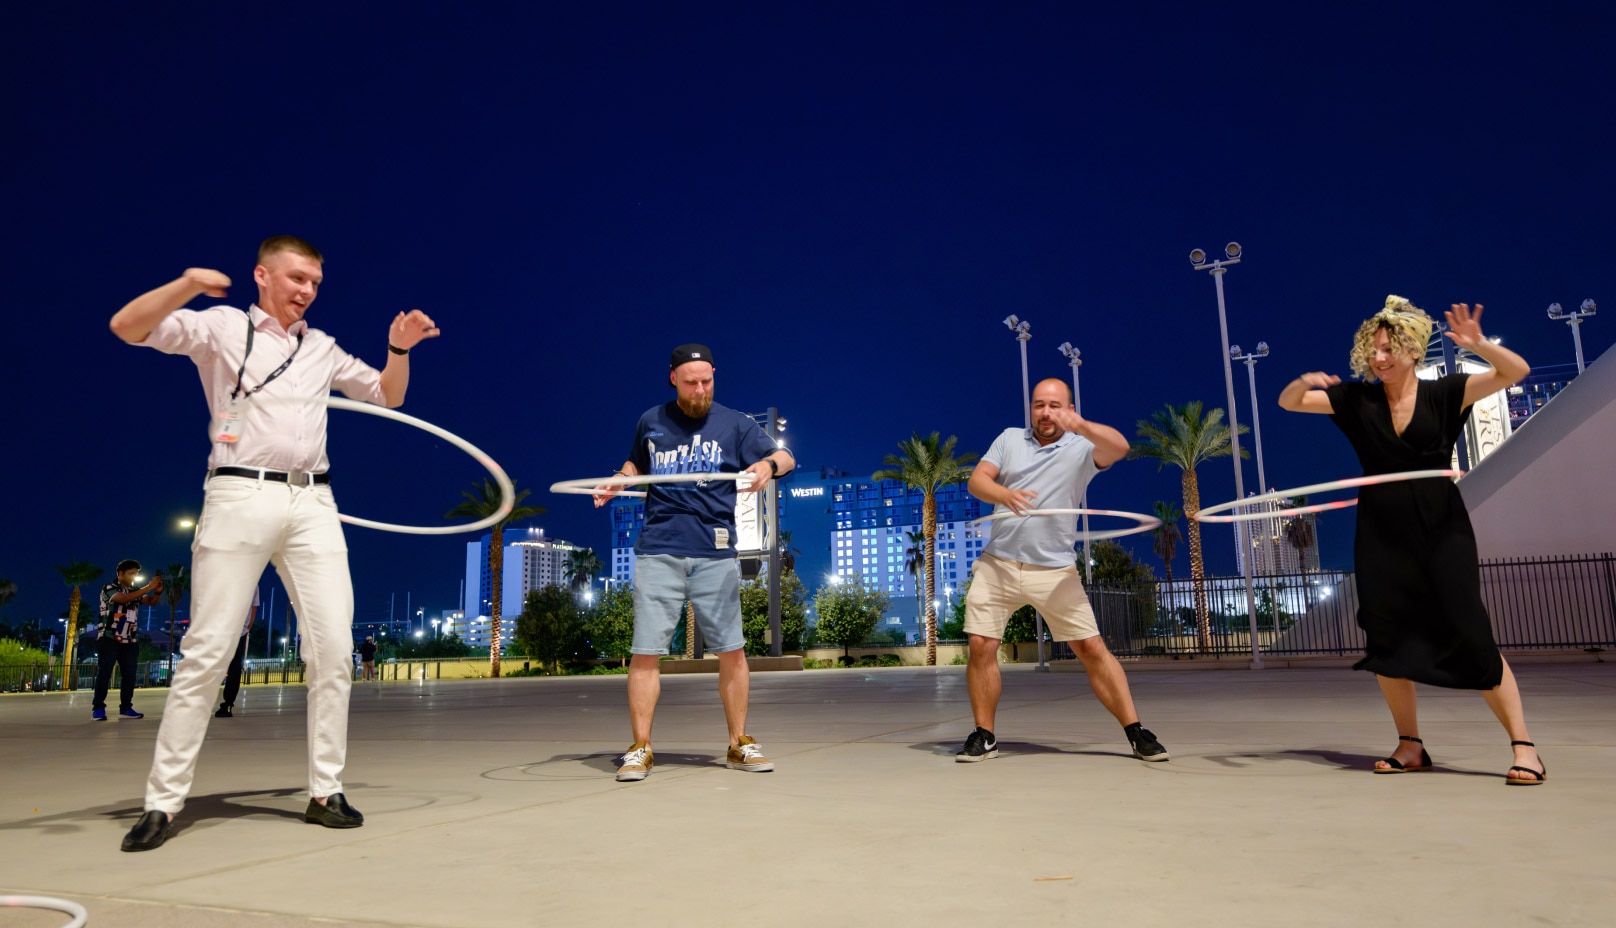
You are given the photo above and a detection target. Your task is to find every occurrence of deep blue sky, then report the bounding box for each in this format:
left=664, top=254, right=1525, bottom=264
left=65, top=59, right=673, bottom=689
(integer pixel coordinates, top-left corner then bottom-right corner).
left=4, top=4, right=1612, bottom=628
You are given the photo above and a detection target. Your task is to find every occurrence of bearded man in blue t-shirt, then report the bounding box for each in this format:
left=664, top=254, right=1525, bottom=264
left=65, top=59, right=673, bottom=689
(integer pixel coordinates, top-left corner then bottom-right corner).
left=595, top=344, right=795, bottom=782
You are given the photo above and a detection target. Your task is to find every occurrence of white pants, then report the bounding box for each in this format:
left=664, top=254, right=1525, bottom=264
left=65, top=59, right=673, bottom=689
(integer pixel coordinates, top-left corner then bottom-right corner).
left=145, top=476, right=354, bottom=814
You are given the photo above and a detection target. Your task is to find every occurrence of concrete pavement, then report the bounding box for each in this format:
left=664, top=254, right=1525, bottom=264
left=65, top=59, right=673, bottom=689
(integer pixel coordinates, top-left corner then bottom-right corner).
left=2, top=660, right=1614, bottom=927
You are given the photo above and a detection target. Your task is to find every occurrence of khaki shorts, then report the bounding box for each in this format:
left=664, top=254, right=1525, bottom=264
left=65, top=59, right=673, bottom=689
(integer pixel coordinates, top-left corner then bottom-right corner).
left=963, top=553, right=1099, bottom=642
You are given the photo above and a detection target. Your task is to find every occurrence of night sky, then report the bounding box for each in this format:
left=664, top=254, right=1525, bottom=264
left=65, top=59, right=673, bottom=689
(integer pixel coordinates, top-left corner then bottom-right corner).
left=4, top=4, right=1612, bottom=629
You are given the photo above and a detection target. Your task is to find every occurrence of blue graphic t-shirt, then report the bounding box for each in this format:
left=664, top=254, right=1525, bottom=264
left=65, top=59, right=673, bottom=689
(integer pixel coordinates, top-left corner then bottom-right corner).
left=629, top=401, right=777, bottom=559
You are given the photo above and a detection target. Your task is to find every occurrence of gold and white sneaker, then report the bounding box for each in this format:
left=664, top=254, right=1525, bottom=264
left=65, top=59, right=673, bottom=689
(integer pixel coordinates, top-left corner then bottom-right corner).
left=725, top=735, right=775, bottom=772
left=617, top=741, right=654, bottom=781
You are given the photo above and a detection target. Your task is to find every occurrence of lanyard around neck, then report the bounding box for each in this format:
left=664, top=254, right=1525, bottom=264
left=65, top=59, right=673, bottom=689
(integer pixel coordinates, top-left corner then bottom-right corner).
left=230, top=311, right=304, bottom=401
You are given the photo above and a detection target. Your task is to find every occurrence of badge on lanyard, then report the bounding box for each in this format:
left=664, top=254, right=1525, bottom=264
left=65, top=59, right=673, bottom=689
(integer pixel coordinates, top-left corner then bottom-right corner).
left=215, top=398, right=244, bottom=443
left=217, top=311, right=302, bottom=444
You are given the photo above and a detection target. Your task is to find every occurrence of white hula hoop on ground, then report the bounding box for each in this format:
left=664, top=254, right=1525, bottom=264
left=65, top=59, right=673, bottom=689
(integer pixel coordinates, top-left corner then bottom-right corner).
left=549, top=472, right=755, bottom=499
left=1, top=895, right=88, bottom=928
left=1193, top=469, right=1463, bottom=523
left=324, top=397, right=514, bottom=535
left=970, top=508, right=1161, bottom=541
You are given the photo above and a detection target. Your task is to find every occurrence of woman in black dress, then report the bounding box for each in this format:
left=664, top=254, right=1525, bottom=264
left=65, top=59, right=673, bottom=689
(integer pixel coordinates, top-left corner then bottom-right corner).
left=1278, top=297, right=1544, bottom=784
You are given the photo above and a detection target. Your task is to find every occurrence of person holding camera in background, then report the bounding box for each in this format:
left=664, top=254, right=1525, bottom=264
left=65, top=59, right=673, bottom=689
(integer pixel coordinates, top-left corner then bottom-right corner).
left=94, top=560, right=162, bottom=721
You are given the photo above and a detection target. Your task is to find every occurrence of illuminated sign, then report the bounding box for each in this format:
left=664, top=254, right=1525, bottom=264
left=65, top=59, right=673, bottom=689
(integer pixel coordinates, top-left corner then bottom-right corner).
left=789, top=487, right=825, bottom=498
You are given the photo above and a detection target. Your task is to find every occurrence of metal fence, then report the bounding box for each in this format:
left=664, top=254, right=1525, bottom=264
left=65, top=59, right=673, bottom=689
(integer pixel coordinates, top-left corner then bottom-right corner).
left=1, top=659, right=324, bottom=694
left=1070, top=552, right=1616, bottom=658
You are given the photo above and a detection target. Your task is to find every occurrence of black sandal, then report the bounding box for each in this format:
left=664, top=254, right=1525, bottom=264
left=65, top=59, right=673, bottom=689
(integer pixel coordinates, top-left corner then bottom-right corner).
left=1505, top=740, right=1546, bottom=785
left=1373, top=735, right=1433, bottom=774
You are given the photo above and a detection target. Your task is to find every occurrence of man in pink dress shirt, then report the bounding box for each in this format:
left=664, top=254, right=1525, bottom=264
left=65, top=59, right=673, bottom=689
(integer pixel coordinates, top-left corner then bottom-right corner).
left=109, top=235, right=439, bottom=851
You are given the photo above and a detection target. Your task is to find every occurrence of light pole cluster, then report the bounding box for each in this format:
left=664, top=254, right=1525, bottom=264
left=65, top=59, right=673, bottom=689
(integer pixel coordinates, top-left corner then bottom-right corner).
left=1547, top=300, right=1597, bottom=373
left=1004, top=315, right=1046, bottom=670
left=1057, top=341, right=1092, bottom=585
left=1189, top=243, right=1262, bottom=669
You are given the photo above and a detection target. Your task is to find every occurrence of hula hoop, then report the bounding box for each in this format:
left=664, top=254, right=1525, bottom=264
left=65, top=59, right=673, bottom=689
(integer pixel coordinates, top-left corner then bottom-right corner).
left=549, top=472, right=756, bottom=499
left=1, top=896, right=88, bottom=928
left=320, top=398, right=514, bottom=534
left=1193, top=469, right=1463, bottom=523
left=970, top=508, right=1161, bottom=541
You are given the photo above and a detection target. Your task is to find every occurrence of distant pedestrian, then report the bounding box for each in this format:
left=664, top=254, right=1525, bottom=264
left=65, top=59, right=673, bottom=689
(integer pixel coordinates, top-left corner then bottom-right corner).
left=93, top=560, right=162, bottom=721
left=215, top=585, right=260, bottom=717
left=358, top=636, right=378, bottom=681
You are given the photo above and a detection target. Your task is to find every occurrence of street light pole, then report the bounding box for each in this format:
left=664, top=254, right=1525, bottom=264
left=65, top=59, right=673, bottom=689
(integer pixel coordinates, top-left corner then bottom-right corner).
left=1058, top=342, right=1092, bottom=585
left=1231, top=343, right=1271, bottom=496
left=1234, top=341, right=1279, bottom=636
left=1547, top=300, right=1597, bottom=374
left=766, top=407, right=783, bottom=657
left=1190, top=243, right=1263, bottom=669
left=1006, top=315, right=1048, bottom=670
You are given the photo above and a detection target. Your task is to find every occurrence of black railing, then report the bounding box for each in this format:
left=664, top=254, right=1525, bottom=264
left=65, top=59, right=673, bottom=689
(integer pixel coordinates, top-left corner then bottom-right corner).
left=1073, top=553, right=1616, bottom=657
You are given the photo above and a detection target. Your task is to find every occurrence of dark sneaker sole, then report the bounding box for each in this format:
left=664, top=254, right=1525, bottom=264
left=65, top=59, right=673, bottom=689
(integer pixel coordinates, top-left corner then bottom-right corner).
left=304, top=818, right=364, bottom=828
left=956, top=747, right=999, bottom=763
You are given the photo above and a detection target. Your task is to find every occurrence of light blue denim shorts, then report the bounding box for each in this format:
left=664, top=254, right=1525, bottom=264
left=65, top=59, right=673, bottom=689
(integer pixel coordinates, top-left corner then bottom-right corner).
left=631, top=554, right=744, bottom=655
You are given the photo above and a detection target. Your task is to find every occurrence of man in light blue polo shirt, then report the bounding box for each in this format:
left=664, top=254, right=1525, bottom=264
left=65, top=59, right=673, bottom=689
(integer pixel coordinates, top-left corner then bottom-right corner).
left=957, top=378, right=1169, bottom=764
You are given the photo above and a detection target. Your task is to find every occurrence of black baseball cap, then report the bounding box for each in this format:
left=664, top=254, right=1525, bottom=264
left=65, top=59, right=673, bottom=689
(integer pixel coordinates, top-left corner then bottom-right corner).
left=670, top=344, right=714, bottom=370
left=116, top=559, right=142, bottom=573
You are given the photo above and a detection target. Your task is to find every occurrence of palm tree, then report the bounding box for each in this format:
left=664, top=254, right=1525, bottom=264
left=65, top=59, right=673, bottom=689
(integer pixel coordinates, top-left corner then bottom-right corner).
left=902, top=529, right=926, bottom=624
left=447, top=477, right=545, bottom=678
left=563, top=548, right=603, bottom=594
left=54, top=560, right=102, bottom=688
left=0, top=578, right=16, bottom=612
left=161, top=563, right=190, bottom=681
left=1150, top=501, right=1183, bottom=581
left=873, top=432, right=976, bottom=665
left=1129, top=402, right=1248, bottom=652
left=1283, top=497, right=1317, bottom=611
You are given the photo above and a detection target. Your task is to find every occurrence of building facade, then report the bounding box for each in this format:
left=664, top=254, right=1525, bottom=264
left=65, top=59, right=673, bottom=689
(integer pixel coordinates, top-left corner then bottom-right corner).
left=461, top=525, right=590, bottom=650
left=1231, top=497, right=1321, bottom=577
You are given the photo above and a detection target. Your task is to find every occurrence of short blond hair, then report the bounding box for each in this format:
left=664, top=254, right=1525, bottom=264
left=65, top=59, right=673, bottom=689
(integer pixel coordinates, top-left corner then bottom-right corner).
left=257, top=235, right=323, bottom=266
left=1349, top=295, right=1432, bottom=381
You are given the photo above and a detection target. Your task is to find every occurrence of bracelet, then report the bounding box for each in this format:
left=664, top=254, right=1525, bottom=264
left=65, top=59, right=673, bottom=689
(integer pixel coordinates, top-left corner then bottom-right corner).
left=388, top=343, right=409, bottom=356
left=767, top=458, right=779, bottom=476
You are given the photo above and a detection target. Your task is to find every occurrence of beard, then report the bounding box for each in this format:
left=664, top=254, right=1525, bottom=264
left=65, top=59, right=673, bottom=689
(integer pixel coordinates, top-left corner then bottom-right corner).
left=1034, top=419, right=1060, bottom=440
left=677, top=393, right=714, bottom=418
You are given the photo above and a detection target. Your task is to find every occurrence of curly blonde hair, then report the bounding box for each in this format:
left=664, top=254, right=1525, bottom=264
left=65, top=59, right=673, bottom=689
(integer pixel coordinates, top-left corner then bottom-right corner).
left=1349, top=295, right=1433, bottom=381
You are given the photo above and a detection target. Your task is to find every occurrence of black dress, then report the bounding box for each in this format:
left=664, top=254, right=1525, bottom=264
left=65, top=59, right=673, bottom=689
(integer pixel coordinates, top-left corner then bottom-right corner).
left=1324, top=373, right=1503, bottom=689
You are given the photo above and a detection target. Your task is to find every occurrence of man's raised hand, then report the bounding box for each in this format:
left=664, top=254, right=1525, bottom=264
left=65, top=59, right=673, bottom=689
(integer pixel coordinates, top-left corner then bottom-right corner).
left=390, top=310, right=441, bottom=351
left=183, top=268, right=230, bottom=298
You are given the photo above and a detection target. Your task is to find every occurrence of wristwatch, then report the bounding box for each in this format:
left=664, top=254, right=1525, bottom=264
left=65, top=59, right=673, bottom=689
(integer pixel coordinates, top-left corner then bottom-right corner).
left=767, top=458, right=779, bottom=476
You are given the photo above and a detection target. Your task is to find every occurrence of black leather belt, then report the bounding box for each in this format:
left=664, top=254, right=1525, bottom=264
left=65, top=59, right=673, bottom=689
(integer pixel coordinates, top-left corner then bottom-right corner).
left=209, top=466, right=331, bottom=487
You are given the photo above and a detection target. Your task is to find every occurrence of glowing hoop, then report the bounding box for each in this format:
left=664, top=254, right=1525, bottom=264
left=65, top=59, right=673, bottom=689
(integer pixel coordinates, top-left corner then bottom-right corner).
left=326, top=397, right=514, bottom=535
left=1193, top=469, right=1463, bottom=523
left=1, top=896, right=88, bottom=928
left=971, top=508, right=1161, bottom=541
left=549, top=472, right=756, bottom=499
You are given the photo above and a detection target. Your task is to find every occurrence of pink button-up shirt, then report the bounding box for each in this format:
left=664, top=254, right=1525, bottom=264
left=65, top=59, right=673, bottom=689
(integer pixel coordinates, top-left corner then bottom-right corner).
left=141, top=304, right=387, bottom=473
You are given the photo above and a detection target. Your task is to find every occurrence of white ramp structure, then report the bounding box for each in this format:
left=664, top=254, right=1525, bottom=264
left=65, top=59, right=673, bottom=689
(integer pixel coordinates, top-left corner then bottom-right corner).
left=1461, top=344, right=1616, bottom=558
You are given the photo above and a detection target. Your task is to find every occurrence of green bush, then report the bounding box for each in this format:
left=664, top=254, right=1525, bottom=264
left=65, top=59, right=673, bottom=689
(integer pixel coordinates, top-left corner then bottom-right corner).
left=949, top=653, right=967, bottom=665
left=853, top=654, right=901, bottom=667
left=802, top=658, right=836, bottom=670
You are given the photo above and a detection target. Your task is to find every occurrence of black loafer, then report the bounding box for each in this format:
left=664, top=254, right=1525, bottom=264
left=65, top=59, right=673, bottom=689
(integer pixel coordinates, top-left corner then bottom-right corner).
left=304, top=792, right=364, bottom=828
left=214, top=705, right=233, bottom=718
left=121, top=811, right=172, bottom=852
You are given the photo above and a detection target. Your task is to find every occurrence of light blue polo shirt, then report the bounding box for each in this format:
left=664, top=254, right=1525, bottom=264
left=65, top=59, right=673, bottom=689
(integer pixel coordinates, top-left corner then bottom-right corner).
left=980, top=427, right=1105, bottom=568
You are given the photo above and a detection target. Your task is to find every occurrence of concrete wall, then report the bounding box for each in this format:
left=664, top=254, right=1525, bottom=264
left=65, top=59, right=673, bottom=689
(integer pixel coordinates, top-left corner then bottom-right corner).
left=1462, top=344, right=1616, bottom=558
